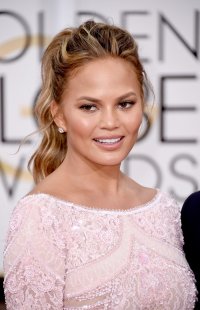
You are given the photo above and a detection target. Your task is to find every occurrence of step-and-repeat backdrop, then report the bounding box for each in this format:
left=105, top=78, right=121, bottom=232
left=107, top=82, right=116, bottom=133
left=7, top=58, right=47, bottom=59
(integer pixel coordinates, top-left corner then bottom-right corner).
left=0, top=0, right=200, bottom=274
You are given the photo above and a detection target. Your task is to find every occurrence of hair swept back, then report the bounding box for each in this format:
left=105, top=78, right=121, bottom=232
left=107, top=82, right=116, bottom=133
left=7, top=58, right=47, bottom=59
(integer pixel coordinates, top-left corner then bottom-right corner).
left=28, top=20, right=149, bottom=183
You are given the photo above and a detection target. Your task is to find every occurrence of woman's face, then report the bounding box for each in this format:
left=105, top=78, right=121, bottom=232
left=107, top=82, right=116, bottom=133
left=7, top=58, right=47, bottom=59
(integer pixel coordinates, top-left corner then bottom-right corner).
left=54, top=57, right=143, bottom=167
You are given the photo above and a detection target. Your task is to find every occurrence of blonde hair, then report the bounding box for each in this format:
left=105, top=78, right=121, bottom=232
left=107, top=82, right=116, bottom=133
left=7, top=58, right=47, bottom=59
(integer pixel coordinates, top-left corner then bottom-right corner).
left=29, top=20, right=149, bottom=183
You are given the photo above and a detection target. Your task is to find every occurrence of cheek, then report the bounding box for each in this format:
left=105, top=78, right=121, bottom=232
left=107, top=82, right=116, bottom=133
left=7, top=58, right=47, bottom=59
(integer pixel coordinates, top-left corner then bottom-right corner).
left=126, top=111, right=143, bottom=132
left=67, top=115, right=96, bottom=137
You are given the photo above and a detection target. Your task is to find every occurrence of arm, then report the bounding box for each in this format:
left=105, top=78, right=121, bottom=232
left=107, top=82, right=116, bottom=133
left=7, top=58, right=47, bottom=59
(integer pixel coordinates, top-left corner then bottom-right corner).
left=3, top=196, right=66, bottom=310
left=181, top=191, right=200, bottom=309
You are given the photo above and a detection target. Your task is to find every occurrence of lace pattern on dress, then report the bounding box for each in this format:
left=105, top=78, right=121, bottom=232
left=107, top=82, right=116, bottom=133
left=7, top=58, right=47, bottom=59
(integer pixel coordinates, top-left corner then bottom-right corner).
left=3, top=191, right=197, bottom=310
left=4, top=249, right=64, bottom=310
left=63, top=216, right=197, bottom=309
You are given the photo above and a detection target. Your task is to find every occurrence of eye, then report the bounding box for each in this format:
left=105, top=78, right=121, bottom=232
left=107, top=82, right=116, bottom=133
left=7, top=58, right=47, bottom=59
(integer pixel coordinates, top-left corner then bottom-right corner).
left=79, top=104, right=97, bottom=112
left=118, top=100, right=135, bottom=109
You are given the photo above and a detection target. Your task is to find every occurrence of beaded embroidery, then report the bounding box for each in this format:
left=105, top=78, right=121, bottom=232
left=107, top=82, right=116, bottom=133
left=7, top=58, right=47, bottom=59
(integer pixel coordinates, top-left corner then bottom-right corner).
left=3, top=191, right=197, bottom=309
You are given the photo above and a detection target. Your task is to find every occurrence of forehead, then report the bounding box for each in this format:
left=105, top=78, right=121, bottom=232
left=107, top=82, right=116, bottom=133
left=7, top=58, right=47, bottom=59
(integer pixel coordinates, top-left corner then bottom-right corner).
left=64, top=57, right=141, bottom=98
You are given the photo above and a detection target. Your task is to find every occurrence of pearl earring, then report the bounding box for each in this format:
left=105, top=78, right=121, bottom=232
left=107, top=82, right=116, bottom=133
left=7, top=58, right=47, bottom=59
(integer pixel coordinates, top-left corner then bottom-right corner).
left=58, top=127, right=65, bottom=133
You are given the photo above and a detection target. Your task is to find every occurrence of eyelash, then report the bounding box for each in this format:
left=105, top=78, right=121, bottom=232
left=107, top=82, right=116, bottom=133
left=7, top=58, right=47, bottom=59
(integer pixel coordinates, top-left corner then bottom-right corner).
left=79, top=101, right=135, bottom=112
left=118, top=101, right=135, bottom=109
left=79, top=104, right=97, bottom=111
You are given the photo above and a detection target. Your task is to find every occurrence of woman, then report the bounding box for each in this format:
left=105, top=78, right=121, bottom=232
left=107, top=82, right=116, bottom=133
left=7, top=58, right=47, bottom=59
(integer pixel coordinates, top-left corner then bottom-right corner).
left=3, top=20, right=197, bottom=309
left=181, top=191, right=200, bottom=309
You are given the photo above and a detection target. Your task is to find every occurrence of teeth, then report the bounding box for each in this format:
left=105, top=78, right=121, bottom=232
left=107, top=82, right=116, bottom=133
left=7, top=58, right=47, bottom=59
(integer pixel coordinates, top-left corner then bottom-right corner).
left=95, top=138, right=121, bottom=144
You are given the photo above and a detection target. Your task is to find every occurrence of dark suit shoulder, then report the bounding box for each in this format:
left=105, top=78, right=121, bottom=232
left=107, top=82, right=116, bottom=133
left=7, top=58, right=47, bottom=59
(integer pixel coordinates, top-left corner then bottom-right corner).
left=181, top=192, right=200, bottom=308
left=181, top=191, right=200, bottom=217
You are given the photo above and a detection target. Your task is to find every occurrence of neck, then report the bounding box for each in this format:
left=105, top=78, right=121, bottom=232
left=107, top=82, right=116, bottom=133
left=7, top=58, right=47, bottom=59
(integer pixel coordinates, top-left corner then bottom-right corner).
left=59, top=152, right=123, bottom=194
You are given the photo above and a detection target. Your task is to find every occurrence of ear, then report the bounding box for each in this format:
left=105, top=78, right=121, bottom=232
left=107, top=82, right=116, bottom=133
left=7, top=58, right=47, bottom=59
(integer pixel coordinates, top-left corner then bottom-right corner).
left=50, top=100, right=67, bottom=131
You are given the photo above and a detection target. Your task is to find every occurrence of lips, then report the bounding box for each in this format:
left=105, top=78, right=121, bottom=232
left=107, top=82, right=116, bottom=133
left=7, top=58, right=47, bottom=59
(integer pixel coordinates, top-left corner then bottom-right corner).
left=93, top=136, right=124, bottom=144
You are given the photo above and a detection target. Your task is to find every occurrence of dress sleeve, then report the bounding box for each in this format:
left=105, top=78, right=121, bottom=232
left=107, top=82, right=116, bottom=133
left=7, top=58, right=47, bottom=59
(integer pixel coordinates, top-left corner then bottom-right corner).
left=3, top=196, right=66, bottom=310
left=181, top=191, right=200, bottom=309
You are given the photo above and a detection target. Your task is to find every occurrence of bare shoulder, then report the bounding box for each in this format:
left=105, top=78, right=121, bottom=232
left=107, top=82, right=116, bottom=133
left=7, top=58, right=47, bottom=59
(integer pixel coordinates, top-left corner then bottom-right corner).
left=136, top=185, right=158, bottom=204
left=122, top=174, right=158, bottom=205
left=27, top=173, right=58, bottom=196
left=27, top=169, right=74, bottom=201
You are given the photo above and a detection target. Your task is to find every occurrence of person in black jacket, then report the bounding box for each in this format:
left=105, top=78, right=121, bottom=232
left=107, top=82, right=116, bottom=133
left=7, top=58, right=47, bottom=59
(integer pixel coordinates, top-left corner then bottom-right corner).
left=181, top=191, right=200, bottom=309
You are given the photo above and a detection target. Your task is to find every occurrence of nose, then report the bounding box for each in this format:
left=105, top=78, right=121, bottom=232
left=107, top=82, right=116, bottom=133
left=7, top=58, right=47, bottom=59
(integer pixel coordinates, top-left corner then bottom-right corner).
left=99, top=108, right=119, bottom=130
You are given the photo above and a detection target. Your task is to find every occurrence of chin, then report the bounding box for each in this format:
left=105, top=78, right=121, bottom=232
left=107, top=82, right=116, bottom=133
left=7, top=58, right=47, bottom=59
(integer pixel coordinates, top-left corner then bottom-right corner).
left=94, top=156, right=125, bottom=167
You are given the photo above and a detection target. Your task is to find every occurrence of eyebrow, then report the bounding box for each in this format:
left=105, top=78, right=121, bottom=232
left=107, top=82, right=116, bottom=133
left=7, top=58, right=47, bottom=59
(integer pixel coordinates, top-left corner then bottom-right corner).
left=77, top=91, right=137, bottom=102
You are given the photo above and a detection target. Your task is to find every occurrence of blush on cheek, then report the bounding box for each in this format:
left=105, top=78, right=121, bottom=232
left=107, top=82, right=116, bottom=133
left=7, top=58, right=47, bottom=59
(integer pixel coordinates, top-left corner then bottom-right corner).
left=128, top=119, right=142, bottom=131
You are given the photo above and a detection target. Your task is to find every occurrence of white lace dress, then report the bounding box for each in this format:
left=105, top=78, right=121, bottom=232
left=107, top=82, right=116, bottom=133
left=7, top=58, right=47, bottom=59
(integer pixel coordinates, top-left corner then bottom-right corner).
left=3, top=190, right=197, bottom=309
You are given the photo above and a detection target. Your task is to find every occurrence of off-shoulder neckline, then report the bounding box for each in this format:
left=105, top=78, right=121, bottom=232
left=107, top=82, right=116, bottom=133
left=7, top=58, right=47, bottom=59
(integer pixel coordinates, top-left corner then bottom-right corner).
left=21, top=189, right=162, bottom=214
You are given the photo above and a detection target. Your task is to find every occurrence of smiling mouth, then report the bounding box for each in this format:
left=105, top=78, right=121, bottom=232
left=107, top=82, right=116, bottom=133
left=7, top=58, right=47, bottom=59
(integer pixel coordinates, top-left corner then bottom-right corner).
left=93, top=137, right=124, bottom=144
